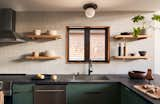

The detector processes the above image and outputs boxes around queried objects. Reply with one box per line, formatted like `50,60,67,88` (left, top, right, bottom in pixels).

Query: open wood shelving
113,56,149,60
25,56,61,60
113,35,150,39
24,32,62,61
113,34,150,60
25,34,62,40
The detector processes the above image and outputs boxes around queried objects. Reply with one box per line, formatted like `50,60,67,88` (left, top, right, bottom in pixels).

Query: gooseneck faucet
88,59,93,75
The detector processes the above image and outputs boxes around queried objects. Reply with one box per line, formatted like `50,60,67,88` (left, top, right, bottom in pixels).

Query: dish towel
0,91,4,104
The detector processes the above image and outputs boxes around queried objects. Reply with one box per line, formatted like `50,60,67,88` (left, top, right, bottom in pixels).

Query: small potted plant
133,27,141,38
132,15,146,35
152,14,160,22
131,14,160,37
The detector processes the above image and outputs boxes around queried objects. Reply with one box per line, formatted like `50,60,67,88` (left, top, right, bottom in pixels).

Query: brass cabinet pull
13,91,32,94
85,91,103,94
35,90,64,92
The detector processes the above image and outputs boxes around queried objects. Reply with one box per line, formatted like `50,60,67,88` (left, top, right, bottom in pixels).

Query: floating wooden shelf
25,56,61,60
25,35,62,40
113,35,150,39
113,56,149,60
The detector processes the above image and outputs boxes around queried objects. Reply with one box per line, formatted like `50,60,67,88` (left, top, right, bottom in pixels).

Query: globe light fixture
83,3,98,18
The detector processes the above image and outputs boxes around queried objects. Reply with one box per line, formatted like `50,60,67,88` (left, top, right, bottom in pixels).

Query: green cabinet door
121,85,152,104
67,83,121,104
12,84,34,104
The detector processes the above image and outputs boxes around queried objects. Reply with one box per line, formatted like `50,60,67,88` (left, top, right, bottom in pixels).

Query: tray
134,84,160,99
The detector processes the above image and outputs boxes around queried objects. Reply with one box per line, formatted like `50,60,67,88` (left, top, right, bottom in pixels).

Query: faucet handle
72,73,76,80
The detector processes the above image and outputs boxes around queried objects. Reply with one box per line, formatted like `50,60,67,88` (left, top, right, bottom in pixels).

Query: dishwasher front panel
34,85,66,104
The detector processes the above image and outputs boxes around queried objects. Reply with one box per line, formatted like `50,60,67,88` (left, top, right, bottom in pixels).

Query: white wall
0,12,155,74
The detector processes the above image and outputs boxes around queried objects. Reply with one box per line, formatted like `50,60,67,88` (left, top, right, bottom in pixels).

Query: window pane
90,30,105,61
69,30,85,61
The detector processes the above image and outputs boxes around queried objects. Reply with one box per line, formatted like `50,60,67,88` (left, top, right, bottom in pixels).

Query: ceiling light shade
83,3,97,18
85,8,95,18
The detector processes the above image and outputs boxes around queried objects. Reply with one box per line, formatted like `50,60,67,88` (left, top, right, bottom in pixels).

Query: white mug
48,30,57,35
34,29,41,36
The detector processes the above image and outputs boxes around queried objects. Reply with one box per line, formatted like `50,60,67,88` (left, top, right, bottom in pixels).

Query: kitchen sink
33,75,109,83
70,75,109,82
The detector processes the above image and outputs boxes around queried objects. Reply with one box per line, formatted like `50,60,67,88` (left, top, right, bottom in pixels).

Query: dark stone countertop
0,74,160,104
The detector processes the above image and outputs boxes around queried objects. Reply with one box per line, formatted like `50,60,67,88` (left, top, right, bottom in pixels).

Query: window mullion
84,28,90,62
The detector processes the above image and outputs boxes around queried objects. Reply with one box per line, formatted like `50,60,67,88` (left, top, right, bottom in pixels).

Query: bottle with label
118,43,121,56
123,42,127,56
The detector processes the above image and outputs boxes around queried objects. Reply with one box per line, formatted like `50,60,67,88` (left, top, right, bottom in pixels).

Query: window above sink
66,26,110,63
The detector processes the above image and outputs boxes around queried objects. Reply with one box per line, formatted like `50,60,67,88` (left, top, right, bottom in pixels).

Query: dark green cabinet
67,83,152,104
12,84,34,104
121,85,152,104
11,83,153,104
67,83,121,104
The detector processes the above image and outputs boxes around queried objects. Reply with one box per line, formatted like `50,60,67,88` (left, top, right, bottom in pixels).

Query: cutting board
134,84,160,99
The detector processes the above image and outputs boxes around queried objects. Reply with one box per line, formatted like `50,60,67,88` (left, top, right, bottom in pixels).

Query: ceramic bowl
45,50,56,57
139,51,147,56
47,30,57,35
128,71,146,79
120,32,130,35
129,53,135,56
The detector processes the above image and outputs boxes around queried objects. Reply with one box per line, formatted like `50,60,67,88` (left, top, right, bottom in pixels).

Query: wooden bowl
128,71,146,79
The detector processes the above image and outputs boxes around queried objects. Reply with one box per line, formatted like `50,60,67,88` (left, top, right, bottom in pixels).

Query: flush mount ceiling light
83,3,98,18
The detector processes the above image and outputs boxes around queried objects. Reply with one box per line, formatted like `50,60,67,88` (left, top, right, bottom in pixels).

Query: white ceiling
0,0,160,12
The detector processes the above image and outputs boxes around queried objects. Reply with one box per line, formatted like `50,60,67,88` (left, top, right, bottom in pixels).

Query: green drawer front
13,84,34,93
13,92,33,104
67,83,121,104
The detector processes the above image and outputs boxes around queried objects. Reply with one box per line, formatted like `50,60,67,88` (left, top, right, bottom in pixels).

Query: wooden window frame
66,26,110,63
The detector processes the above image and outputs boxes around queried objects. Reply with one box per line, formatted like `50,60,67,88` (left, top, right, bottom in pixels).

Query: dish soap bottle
145,69,154,84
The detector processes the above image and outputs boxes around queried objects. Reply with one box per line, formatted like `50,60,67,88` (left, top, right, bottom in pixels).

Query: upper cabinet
66,26,110,63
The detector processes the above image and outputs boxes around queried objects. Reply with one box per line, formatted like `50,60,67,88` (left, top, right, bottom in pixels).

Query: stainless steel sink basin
70,75,109,82
34,75,109,83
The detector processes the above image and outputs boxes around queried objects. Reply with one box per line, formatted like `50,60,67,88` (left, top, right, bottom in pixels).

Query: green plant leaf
152,14,160,22
133,27,142,38
132,15,145,23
